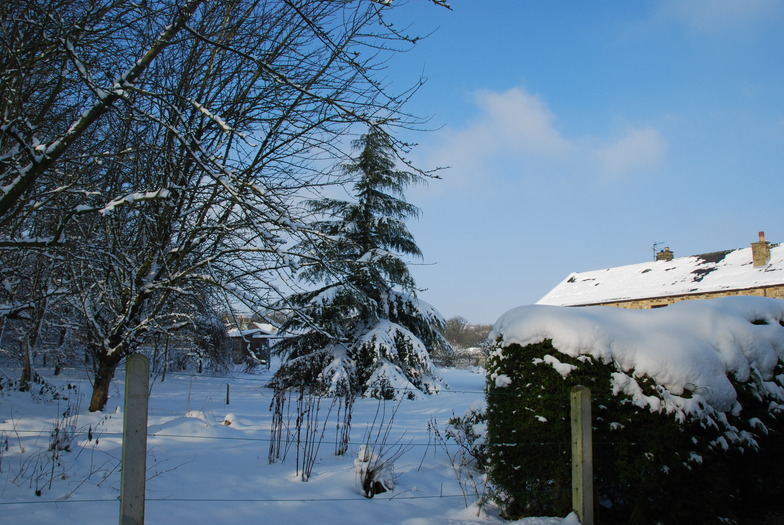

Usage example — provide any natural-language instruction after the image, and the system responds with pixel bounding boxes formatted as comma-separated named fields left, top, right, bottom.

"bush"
left=485, top=338, right=784, bottom=524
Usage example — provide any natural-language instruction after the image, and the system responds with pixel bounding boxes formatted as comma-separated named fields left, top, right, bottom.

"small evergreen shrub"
left=486, top=338, right=784, bottom=524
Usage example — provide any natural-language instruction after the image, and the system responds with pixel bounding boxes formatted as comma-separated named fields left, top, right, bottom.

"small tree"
left=275, top=127, right=450, bottom=398
left=192, top=312, right=232, bottom=373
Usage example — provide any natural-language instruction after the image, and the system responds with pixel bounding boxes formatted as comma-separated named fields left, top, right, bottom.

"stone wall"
left=586, top=285, right=784, bottom=309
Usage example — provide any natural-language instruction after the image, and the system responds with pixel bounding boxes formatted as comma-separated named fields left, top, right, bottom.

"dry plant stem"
left=429, top=416, right=486, bottom=513
left=334, top=384, right=355, bottom=456
left=357, top=396, right=413, bottom=498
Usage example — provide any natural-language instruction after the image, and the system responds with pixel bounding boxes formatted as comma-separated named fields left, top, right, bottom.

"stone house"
left=227, top=322, right=277, bottom=364
left=455, top=347, right=487, bottom=368
left=538, top=232, right=784, bottom=309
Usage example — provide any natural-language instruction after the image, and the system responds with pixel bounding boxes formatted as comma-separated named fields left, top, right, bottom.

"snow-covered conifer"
left=275, top=127, right=450, bottom=398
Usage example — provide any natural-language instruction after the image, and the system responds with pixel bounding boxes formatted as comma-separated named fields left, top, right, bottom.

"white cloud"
left=657, top=0, right=783, bottom=33
left=423, top=86, right=667, bottom=185
left=472, top=88, right=571, bottom=157
left=596, top=127, right=668, bottom=180
left=425, top=87, right=571, bottom=182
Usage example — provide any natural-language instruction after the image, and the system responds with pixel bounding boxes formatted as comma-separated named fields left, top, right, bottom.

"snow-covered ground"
left=0, top=364, right=576, bottom=524
left=4, top=296, right=784, bottom=523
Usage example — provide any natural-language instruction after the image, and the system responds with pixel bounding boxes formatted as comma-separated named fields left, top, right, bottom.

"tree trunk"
left=20, top=336, right=32, bottom=392
left=89, top=363, right=117, bottom=412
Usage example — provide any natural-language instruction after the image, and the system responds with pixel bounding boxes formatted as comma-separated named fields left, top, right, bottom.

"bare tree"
left=1, top=0, right=449, bottom=411
left=443, top=316, right=492, bottom=350
left=443, top=316, right=470, bottom=343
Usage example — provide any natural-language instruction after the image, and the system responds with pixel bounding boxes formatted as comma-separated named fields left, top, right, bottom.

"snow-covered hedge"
left=485, top=296, right=784, bottom=523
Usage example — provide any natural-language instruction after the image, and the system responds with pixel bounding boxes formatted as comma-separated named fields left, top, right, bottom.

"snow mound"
left=508, top=513, right=581, bottom=525
left=149, top=411, right=214, bottom=437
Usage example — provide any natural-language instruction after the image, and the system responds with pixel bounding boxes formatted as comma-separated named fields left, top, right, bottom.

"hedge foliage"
left=485, top=338, right=784, bottom=524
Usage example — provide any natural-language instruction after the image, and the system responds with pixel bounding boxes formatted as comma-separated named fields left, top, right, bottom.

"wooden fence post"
left=120, top=354, right=150, bottom=525
left=571, top=385, right=594, bottom=525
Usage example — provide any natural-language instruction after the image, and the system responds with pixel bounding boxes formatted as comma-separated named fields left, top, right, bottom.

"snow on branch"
left=189, top=99, right=233, bottom=133
left=0, top=0, right=205, bottom=219
left=99, top=188, right=172, bottom=215
left=0, top=235, right=58, bottom=248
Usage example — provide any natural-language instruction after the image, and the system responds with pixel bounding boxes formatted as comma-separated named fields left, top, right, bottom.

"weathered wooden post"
left=226, top=383, right=230, bottom=405
left=571, top=385, right=594, bottom=525
left=120, top=354, right=150, bottom=525
left=19, top=335, right=32, bottom=392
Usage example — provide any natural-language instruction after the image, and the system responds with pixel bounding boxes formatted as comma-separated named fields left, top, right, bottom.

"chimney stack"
left=751, top=231, right=771, bottom=267
left=656, top=247, right=674, bottom=261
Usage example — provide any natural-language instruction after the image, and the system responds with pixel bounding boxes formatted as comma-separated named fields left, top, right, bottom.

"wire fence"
left=0, top=366, right=652, bottom=516
left=1, top=367, right=485, bottom=511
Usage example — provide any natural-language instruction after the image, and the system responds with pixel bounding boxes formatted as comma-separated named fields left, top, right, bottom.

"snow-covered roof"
left=227, top=323, right=277, bottom=338
left=251, top=322, right=277, bottom=333
left=538, top=242, right=784, bottom=307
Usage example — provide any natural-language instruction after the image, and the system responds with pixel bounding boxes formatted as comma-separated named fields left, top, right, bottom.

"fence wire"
left=0, top=366, right=655, bottom=512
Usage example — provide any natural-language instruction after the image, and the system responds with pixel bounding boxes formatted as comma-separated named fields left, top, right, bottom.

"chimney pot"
left=759, top=231, right=765, bottom=242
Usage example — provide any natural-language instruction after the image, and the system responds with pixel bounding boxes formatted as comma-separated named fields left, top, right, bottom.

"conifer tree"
left=275, top=127, right=450, bottom=398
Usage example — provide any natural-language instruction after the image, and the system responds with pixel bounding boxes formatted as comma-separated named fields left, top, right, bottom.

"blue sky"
left=379, top=0, right=784, bottom=324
